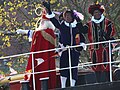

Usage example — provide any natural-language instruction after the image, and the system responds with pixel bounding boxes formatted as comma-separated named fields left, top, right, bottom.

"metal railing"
left=0, top=39, right=120, bottom=90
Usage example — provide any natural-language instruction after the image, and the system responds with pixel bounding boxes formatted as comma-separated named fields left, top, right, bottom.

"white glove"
left=59, top=43, right=66, bottom=50
left=58, top=43, right=67, bottom=56
left=16, top=29, right=29, bottom=34
left=80, top=42, right=87, bottom=50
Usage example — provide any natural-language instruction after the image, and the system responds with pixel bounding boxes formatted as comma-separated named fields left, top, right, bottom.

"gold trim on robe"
left=41, top=30, right=55, bottom=46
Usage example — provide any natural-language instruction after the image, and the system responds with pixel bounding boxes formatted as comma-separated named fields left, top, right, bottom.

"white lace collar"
left=91, top=14, right=105, bottom=23
left=64, top=20, right=77, bottom=28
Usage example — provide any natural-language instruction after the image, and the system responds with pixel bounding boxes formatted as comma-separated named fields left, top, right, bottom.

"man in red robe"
left=26, top=9, right=56, bottom=90
left=84, top=4, right=116, bottom=83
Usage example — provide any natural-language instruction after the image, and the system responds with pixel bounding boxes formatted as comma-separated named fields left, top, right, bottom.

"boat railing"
left=0, top=39, right=120, bottom=90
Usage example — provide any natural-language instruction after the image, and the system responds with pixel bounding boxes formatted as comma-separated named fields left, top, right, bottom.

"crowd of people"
left=16, top=1, right=118, bottom=90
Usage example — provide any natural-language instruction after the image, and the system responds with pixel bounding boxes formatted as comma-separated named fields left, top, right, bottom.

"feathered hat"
left=88, top=4, right=105, bottom=15
left=63, top=9, right=74, bottom=18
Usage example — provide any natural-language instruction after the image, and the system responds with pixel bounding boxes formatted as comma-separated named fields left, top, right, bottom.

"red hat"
left=41, top=9, right=49, bottom=20
left=88, top=4, right=104, bottom=15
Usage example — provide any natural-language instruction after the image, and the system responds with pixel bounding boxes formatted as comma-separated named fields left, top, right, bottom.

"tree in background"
left=0, top=0, right=119, bottom=74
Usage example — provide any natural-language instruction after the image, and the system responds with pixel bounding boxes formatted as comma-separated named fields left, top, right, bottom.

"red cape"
left=26, top=28, right=56, bottom=90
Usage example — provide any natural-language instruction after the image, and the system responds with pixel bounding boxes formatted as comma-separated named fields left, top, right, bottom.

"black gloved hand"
left=42, top=1, right=50, bottom=9
left=42, top=1, right=51, bottom=14
left=75, top=16, right=81, bottom=22
left=99, top=29, right=107, bottom=41
left=75, top=46, right=83, bottom=52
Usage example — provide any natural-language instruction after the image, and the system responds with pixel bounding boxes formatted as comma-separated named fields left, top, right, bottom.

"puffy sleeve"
left=46, top=12, right=61, bottom=30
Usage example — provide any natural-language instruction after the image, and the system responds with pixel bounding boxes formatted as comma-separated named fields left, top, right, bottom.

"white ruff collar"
left=64, top=20, right=77, bottom=27
left=91, top=14, right=105, bottom=23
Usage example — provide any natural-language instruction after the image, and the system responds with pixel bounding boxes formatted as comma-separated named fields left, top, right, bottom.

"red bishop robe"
left=87, top=18, right=116, bottom=71
left=26, top=28, right=56, bottom=90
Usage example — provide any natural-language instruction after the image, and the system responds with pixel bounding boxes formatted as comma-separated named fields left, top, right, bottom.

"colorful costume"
left=45, top=9, right=85, bottom=87
left=87, top=18, right=115, bottom=71
left=26, top=9, right=56, bottom=90
left=85, top=4, right=116, bottom=82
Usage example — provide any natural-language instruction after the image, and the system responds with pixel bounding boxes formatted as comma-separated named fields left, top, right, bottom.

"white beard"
left=36, top=19, right=55, bottom=31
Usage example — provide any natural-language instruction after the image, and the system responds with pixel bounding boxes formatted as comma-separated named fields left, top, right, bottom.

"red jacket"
left=26, top=28, right=56, bottom=90
left=87, top=18, right=115, bottom=71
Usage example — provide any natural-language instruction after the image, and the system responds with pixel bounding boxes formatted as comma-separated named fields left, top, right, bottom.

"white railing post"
left=32, top=53, right=36, bottom=90
left=108, top=40, right=113, bottom=82
left=68, top=46, right=73, bottom=87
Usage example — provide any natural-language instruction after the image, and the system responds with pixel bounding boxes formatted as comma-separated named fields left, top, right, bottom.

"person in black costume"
left=43, top=1, right=86, bottom=88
